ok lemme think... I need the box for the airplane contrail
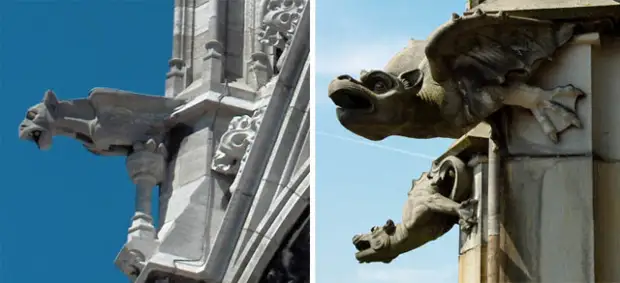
[316,131,436,160]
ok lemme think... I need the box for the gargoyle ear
[42,90,59,110]
[399,69,424,89]
[360,69,369,79]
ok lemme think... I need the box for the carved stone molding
[212,107,266,176]
[257,0,306,50]
[248,52,274,90]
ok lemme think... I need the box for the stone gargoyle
[352,156,477,264]
[328,10,594,143]
[18,89,184,156]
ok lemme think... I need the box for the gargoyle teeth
[451,13,461,21]
[474,9,485,16]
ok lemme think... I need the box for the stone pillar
[202,40,224,92]
[590,35,620,283]
[115,139,167,281]
[459,155,488,283]
[496,34,597,283]
[165,58,186,97]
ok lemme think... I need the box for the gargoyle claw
[531,85,584,143]
[457,199,478,232]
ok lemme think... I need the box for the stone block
[500,157,594,283]
[505,34,598,155]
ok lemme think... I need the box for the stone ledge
[434,123,491,166]
[466,0,620,20]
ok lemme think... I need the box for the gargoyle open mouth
[351,227,396,264]
[30,130,43,145]
[330,89,374,112]
[19,123,51,150]
[328,76,376,113]
[353,235,372,251]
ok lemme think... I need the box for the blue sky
[0,1,468,282]
[314,0,466,282]
[0,2,172,282]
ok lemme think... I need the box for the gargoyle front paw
[531,85,584,143]
[457,199,478,232]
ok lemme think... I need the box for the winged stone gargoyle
[352,156,476,264]
[18,88,185,156]
[328,10,589,143]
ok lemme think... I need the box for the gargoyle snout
[18,120,51,150]
[337,74,355,81]
[352,234,371,251]
[328,77,375,112]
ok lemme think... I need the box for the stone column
[202,40,224,92]
[165,58,186,98]
[126,139,167,240]
[496,33,597,283]
[115,139,167,281]
[459,155,488,283]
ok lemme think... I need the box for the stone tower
[16,0,310,283]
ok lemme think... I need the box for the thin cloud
[315,37,411,76]
[356,265,457,283]
[316,131,435,160]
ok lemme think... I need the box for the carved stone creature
[212,107,266,176]
[328,11,587,143]
[352,156,477,264]
[18,89,184,156]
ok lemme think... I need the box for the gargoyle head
[352,219,399,263]
[18,90,59,150]
[328,69,424,141]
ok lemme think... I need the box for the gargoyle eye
[365,75,392,94]
[26,111,37,120]
[373,81,387,93]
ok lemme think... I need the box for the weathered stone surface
[471,0,620,17]
[504,34,597,155]
[592,36,620,161]
[500,157,594,283]
[594,161,620,282]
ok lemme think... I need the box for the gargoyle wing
[424,11,575,88]
[88,88,185,131]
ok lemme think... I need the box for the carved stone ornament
[257,0,306,49]
[248,52,274,90]
[18,89,184,156]
[328,10,595,144]
[351,156,476,264]
[211,107,267,175]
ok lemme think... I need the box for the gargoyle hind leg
[490,83,584,143]
[425,193,478,232]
